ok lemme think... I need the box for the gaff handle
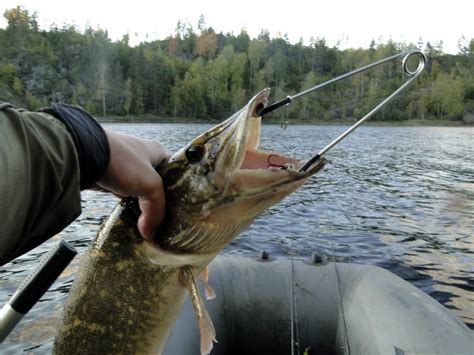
[258,96,292,116]
[0,240,77,342]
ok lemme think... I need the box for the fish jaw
[159,88,271,208]
[156,88,326,255]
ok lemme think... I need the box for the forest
[0,7,473,122]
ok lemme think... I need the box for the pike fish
[53,88,326,354]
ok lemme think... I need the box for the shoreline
[98,116,472,127]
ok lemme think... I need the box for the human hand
[95,130,171,240]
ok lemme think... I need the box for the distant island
[1,7,473,124]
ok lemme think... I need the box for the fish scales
[54,201,190,354]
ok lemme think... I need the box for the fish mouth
[213,88,326,199]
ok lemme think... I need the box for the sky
[0,0,472,54]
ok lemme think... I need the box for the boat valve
[259,250,270,261]
[310,252,327,265]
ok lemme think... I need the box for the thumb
[137,174,166,240]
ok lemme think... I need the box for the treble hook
[257,49,427,172]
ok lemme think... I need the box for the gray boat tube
[164,255,473,355]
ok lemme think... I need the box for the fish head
[156,88,326,256]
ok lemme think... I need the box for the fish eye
[185,144,205,164]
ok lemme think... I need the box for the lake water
[1,123,473,353]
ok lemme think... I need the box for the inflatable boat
[164,255,473,354]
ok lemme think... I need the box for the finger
[137,176,166,240]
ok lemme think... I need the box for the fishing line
[287,191,300,355]
[281,102,289,130]
[294,271,300,355]
[290,258,295,355]
[287,213,298,355]
[332,249,351,354]
[289,258,301,355]
[329,191,358,354]
[290,257,301,355]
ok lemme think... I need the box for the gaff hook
[257,49,427,172]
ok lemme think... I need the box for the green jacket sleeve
[0,103,81,265]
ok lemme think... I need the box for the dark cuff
[39,104,110,190]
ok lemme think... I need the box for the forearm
[0,103,109,265]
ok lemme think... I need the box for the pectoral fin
[199,267,216,300]
[179,266,217,355]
